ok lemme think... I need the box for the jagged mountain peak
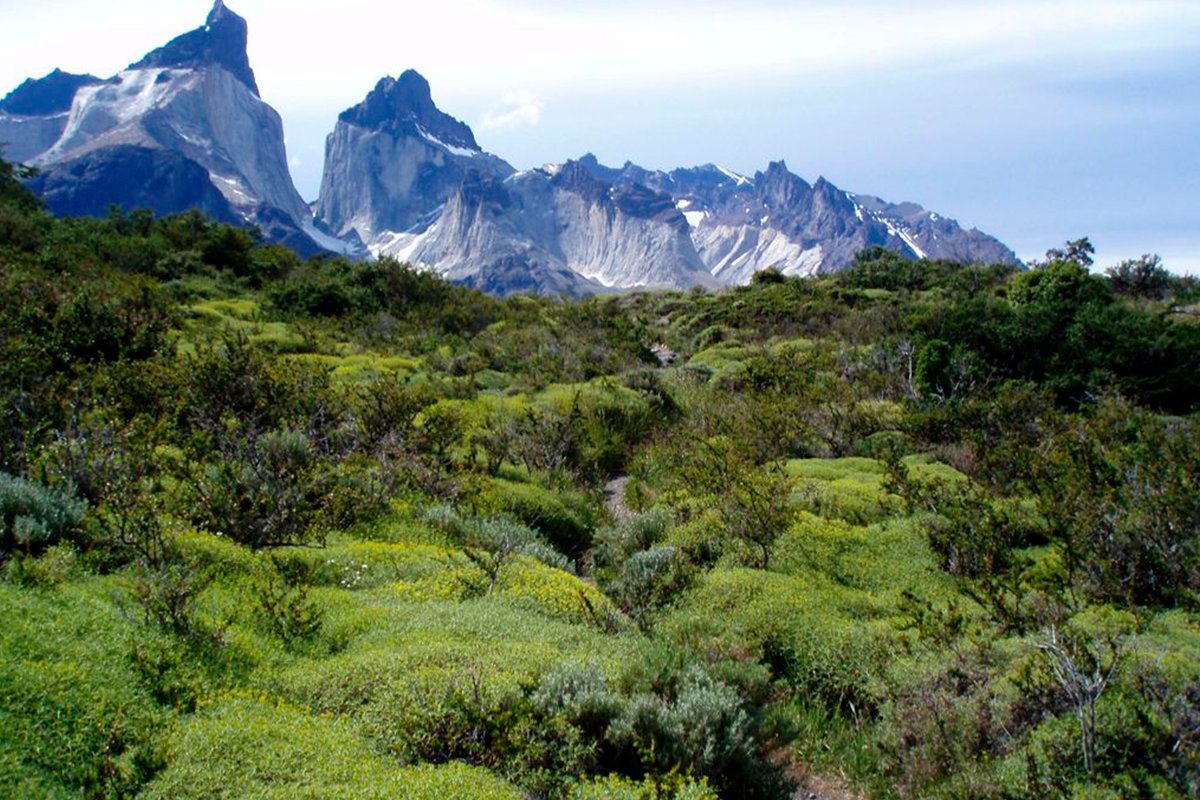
[550,159,611,200]
[812,176,844,198]
[337,69,478,152]
[754,160,812,208]
[0,2,344,257]
[317,69,514,245]
[207,0,231,23]
[128,1,259,95]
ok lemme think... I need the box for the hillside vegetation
[2,157,1199,800]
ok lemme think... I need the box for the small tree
[185,429,330,549]
[0,152,40,210]
[1043,237,1095,268]
[1106,254,1170,299]
[1035,617,1129,776]
[679,438,792,570]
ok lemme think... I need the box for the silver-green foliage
[534,659,770,797]
[0,472,86,556]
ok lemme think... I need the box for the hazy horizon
[1,0,1197,273]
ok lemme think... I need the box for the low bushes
[0,472,86,558]
[142,696,524,800]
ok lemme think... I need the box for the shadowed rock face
[0,70,106,116]
[26,144,235,221]
[129,0,260,97]
[0,71,109,163]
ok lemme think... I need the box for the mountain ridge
[2,4,1021,293]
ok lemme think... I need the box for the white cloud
[480,91,543,130]
[4,2,1198,107]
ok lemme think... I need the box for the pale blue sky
[1,0,1197,271]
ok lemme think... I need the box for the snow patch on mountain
[417,126,480,158]
[716,166,751,186]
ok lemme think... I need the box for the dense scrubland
[2,155,1200,800]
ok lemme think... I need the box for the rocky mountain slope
[0,1,341,256]
[317,75,715,293]
[314,72,1017,292]
[574,154,1020,282]
[315,70,514,252]
[3,3,1020,291]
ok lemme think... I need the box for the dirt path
[604,475,634,523]
[779,753,866,800]
[790,772,862,800]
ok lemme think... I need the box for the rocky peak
[754,160,812,210]
[550,159,611,203]
[338,70,478,151]
[812,176,848,205]
[129,0,259,96]
[575,153,622,184]
[0,69,105,116]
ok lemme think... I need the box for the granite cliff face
[315,71,514,248]
[313,77,1019,293]
[574,156,1021,282]
[359,161,715,295]
[3,4,1022,290]
[0,2,343,256]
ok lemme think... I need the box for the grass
[286,352,422,382]
[0,579,166,798]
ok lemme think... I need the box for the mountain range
[0,2,1020,292]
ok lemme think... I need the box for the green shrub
[593,510,672,581]
[534,656,785,800]
[142,696,524,800]
[607,544,691,629]
[463,516,573,591]
[662,568,897,718]
[0,472,86,558]
[4,543,82,587]
[183,429,330,549]
[472,478,595,562]
[569,773,719,800]
[253,558,324,651]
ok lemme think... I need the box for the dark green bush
[182,429,332,550]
